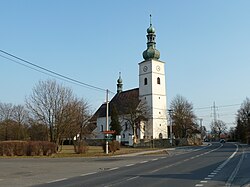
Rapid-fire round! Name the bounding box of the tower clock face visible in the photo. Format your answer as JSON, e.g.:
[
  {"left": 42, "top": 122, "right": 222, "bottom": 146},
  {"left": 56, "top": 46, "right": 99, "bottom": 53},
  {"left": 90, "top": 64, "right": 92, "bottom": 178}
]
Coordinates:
[
  {"left": 156, "top": 65, "right": 161, "bottom": 71},
  {"left": 143, "top": 66, "right": 148, "bottom": 72}
]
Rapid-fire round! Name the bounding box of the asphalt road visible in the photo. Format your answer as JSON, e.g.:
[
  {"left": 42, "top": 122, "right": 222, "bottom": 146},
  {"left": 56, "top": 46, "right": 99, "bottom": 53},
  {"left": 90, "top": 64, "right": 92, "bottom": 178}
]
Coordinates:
[{"left": 0, "top": 143, "right": 249, "bottom": 187}]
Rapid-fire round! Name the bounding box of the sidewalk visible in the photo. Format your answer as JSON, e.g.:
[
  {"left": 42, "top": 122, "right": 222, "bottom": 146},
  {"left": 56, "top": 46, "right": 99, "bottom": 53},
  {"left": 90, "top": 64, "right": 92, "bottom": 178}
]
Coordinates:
[
  {"left": 113, "top": 148, "right": 176, "bottom": 157},
  {"left": 113, "top": 143, "right": 210, "bottom": 157}
]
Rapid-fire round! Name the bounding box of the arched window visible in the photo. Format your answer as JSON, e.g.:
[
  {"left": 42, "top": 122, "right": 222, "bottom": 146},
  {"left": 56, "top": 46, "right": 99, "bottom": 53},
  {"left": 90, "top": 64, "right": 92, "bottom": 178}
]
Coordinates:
[
  {"left": 144, "top": 78, "right": 148, "bottom": 85},
  {"left": 157, "top": 77, "right": 160, "bottom": 84},
  {"left": 125, "top": 122, "right": 128, "bottom": 130},
  {"left": 159, "top": 133, "right": 163, "bottom": 139}
]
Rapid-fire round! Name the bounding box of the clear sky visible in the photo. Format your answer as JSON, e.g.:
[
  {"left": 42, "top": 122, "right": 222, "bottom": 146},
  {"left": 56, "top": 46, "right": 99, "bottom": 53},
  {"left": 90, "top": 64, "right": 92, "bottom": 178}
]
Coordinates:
[{"left": 1, "top": 0, "right": 250, "bottom": 130}]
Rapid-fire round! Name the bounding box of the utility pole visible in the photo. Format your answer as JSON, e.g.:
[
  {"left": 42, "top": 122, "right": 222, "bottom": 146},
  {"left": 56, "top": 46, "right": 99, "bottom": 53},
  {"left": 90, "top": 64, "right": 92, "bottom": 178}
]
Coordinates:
[
  {"left": 168, "top": 109, "right": 173, "bottom": 146},
  {"left": 212, "top": 101, "right": 217, "bottom": 123},
  {"left": 199, "top": 118, "right": 203, "bottom": 140},
  {"left": 105, "top": 89, "right": 109, "bottom": 154},
  {"left": 199, "top": 118, "right": 203, "bottom": 130}
]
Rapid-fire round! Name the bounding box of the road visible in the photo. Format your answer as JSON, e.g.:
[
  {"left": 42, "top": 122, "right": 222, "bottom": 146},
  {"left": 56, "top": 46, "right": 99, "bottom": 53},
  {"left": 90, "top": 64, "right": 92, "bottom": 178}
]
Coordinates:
[{"left": 0, "top": 143, "right": 249, "bottom": 187}]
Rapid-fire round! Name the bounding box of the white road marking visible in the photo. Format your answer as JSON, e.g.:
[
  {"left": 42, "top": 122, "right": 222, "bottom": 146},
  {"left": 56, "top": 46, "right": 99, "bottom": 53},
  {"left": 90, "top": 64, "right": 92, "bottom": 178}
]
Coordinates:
[
  {"left": 47, "top": 178, "right": 67, "bottom": 183},
  {"left": 80, "top": 172, "right": 97, "bottom": 176},
  {"left": 226, "top": 146, "right": 245, "bottom": 187},
  {"left": 200, "top": 181, "right": 208, "bottom": 183},
  {"left": 195, "top": 184, "right": 203, "bottom": 186},
  {"left": 126, "top": 176, "right": 139, "bottom": 181},
  {"left": 140, "top": 160, "right": 148, "bottom": 164},
  {"left": 151, "top": 169, "right": 160, "bottom": 173},
  {"left": 108, "top": 167, "right": 119, "bottom": 171},
  {"left": 198, "top": 143, "right": 239, "bottom": 187},
  {"left": 125, "top": 163, "right": 135, "bottom": 167},
  {"left": 152, "top": 158, "right": 158, "bottom": 161}
]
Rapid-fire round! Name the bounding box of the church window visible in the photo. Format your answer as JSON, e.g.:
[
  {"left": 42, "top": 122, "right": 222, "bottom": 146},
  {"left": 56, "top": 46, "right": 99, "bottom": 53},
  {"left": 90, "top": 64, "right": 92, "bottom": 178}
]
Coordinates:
[
  {"left": 144, "top": 78, "right": 148, "bottom": 85},
  {"left": 125, "top": 122, "right": 128, "bottom": 130},
  {"left": 157, "top": 77, "right": 160, "bottom": 84},
  {"left": 100, "top": 125, "right": 103, "bottom": 132},
  {"left": 159, "top": 133, "right": 163, "bottom": 139}
]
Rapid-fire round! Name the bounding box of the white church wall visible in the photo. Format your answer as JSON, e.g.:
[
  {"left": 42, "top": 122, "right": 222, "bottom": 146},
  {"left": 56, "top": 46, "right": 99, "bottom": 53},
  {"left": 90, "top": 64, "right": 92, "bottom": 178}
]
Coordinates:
[{"left": 93, "top": 116, "right": 111, "bottom": 139}]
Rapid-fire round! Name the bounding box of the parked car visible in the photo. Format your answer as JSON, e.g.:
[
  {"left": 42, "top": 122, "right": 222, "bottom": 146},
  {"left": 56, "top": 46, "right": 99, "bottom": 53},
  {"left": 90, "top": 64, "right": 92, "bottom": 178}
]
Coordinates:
[{"left": 220, "top": 139, "right": 226, "bottom": 143}]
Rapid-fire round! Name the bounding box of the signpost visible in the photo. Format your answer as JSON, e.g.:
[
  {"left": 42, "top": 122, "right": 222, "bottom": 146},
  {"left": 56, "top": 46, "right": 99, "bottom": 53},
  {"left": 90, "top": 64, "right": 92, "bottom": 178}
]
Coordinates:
[
  {"left": 103, "top": 130, "right": 116, "bottom": 141},
  {"left": 103, "top": 130, "right": 116, "bottom": 154}
]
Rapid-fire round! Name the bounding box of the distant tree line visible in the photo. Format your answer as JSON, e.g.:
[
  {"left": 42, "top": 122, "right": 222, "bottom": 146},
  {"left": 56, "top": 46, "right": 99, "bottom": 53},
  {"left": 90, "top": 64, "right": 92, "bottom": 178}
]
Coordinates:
[
  {"left": 235, "top": 98, "right": 250, "bottom": 144},
  {"left": 0, "top": 79, "right": 92, "bottom": 152},
  {"left": 2, "top": 79, "right": 249, "bottom": 148}
]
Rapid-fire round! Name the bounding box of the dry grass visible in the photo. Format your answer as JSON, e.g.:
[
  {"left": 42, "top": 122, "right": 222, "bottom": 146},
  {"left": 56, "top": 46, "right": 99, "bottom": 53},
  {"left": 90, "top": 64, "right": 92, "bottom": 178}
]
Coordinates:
[
  {"left": 0, "top": 145, "right": 159, "bottom": 158},
  {"left": 54, "top": 145, "right": 158, "bottom": 157}
]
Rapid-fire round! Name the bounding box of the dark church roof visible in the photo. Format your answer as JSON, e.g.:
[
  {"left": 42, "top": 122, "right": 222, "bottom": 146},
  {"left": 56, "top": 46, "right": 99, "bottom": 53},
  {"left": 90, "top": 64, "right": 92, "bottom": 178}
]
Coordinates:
[{"left": 91, "top": 88, "right": 139, "bottom": 121}]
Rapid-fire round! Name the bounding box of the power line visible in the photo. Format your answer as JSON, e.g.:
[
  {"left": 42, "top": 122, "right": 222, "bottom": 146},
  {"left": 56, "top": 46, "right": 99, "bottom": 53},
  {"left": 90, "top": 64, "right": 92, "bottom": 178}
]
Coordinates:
[
  {"left": 0, "top": 49, "right": 114, "bottom": 94},
  {"left": 0, "top": 54, "right": 79, "bottom": 86},
  {"left": 194, "top": 103, "right": 241, "bottom": 111},
  {"left": 217, "top": 104, "right": 241, "bottom": 108},
  {"left": 194, "top": 106, "right": 211, "bottom": 110}
]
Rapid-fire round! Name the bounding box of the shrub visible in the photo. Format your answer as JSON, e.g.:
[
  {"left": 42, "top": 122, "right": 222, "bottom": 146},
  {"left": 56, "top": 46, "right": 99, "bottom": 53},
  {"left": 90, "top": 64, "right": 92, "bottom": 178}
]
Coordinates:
[
  {"left": 0, "top": 141, "right": 27, "bottom": 156},
  {"left": 0, "top": 141, "right": 56, "bottom": 156},
  {"left": 102, "top": 140, "right": 120, "bottom": 154},
  {"left": 41, "top": 141, "right": 57, "bottom": 156},
  {"left": 74, "top": 141, "right": 89, "bottom": 154},
  {"left": 14, "top": 141, "right": 28, "bottom": 156}
]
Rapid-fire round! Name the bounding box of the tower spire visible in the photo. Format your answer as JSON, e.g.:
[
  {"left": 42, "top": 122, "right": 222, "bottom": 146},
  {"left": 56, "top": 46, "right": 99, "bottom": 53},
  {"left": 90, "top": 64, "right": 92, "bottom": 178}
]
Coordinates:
[
  {"left": 142, "top": 15, "right": 160, "bottom": 60},
  {"left": 117, "top": 72, "right": 123, "bottom": 93}
]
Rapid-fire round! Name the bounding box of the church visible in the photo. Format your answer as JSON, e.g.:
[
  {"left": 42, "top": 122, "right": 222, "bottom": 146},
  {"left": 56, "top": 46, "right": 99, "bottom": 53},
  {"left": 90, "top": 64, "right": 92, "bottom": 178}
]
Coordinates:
[{"left": 91, "top": 18, "right": 168, "bottom": 145}]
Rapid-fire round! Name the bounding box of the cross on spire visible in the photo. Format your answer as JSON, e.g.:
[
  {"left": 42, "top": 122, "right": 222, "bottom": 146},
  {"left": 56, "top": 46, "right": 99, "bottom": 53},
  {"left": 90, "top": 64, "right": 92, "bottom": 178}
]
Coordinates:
[{"left": 150, "top": 14, "right": 152, "bottom": 26}]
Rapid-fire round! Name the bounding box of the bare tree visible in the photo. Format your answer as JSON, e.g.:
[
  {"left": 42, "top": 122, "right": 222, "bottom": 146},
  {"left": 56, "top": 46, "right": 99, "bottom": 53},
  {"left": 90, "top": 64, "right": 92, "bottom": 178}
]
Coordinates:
[
  {"left": 12, "top": 105, "right": 29, "bottom": 140},
  {"left": 0, "top": 102, "right": 14, "bottom": 121},
  {"left": 210, "top": 120, "right": 227, "bottom": 139},
  {"left": 236, "top": 97, "right": 250, "bottom": 143},
  {"left": 170, "top": 95, "right": 197, "bottom": 138},
  {"left": 121, "top": 98, "right": 150, "bottom": 143},
  {"left": 28, "top": 120, "right": 48, "bottom": 141},
  {"left": 26, "top": 80, "right": 76, "bottom": 147},
  {"left": 0, "top": 102, "right": 29, "bottom": 140},
  {"left": 58, "top": 98, "right": 91, "bottom": 153}
]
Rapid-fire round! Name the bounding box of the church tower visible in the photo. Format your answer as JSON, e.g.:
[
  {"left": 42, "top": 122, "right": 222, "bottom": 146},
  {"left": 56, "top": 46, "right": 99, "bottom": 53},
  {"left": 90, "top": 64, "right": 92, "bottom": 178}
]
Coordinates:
[{"left": 139, "top": 15, "right": 168, "bottom": 139}]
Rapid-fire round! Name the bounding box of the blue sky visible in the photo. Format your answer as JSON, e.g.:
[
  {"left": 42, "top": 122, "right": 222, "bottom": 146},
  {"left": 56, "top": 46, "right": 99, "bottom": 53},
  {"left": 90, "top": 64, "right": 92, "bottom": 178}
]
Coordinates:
[{"left": 1, "top": 1, "right": 250, "bottom": 130}]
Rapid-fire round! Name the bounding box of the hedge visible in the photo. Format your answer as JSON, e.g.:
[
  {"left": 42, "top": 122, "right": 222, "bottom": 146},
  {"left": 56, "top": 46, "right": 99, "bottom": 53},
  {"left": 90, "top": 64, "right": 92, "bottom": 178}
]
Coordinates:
[{"left": 0, "top": 141, "right": 56, "bottom": 156}]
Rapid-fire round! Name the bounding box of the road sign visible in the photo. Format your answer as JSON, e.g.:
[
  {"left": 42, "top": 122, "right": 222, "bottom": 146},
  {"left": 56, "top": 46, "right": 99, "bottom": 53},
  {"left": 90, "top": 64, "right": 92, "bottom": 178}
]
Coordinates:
[
  {"left": 104, "top": 135, "right": 113, "bottom": 141},
  {"left": 103, "top": 130, "right": 116, "bottom": 134}
]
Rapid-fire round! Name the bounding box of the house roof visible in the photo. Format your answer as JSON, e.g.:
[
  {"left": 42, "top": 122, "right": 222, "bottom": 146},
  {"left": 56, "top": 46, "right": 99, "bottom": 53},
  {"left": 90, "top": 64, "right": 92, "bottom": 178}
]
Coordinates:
[{"left": 91, "top": 88, "right": 139, "bottom": 121}]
